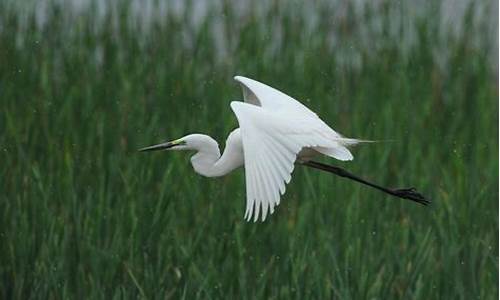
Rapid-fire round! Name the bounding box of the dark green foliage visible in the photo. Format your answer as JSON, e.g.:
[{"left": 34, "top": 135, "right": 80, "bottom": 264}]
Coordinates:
[{"left": 0, "top": 1, "right": 497, "bottom": 299}]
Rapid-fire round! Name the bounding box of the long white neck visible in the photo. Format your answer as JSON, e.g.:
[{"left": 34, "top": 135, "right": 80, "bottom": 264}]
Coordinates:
[{"left": 190, "top": 129, "right": 244, "bottom": 177}]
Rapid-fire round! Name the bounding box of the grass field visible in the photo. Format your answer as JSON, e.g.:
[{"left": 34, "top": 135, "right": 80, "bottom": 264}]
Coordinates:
[{"left": 0, "top": 1, "right": 498, "bottom": 299}]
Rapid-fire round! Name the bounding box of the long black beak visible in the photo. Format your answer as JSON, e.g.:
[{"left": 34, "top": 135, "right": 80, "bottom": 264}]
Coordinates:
[{"left": 138, "top": 141, "right": 176, "bottom": 152}]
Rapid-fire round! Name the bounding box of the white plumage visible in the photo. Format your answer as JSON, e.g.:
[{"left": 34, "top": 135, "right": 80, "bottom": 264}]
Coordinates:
[
  {"left": 140, "top": 76, "right": 363, "bottom": 221},
  {"left": 231, "top": 76, "right": 358, "bottom": 221}
]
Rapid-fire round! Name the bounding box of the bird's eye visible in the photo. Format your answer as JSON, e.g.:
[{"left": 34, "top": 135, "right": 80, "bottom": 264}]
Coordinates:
[{"left": 174, "top": 140, "right": 187, "bottom": 146}]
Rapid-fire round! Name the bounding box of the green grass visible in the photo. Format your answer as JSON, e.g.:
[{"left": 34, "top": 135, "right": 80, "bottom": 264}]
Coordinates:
[{"left": 0, "top": 1, "right": 498, "bottom": 299}]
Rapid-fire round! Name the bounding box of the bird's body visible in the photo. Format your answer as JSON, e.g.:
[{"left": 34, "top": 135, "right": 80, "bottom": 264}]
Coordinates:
[
  {"left": 140, "top": 76, "right": 429, "bottom": 221},
  {"left": 186, "top": 127, "right": 341, "bottom": 178}
]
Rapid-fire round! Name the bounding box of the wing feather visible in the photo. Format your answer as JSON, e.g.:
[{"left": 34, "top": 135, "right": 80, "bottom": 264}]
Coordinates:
[
  {"left": 231, "top": 76, "right": 365, "bottom": 221},
  {"left": 262, "top": 140, "right": 287, "bottom": 194},
  {"left": 231, "top": 101, "right": 353, "bottom": 221}
]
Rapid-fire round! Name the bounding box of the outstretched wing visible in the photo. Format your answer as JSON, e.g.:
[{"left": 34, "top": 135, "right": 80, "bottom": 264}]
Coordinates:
[
  {"left": 234, "top": 76, "right": 357, "bottom": 143},
  {"left": 231, "top": 101, "right": 351, "bottom": 222},
  {"left": 234, "top": 76, "right": 319, "bottom": 118}
]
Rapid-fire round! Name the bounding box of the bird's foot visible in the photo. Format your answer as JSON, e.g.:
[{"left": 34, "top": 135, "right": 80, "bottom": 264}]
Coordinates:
[{"left": 391, "top": 187, "right": 430, "bottom": 206}]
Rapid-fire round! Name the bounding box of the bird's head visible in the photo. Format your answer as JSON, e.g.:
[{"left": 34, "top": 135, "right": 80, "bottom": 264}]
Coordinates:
[{"left": 138, "top": 134, "right": 215, "bottom": 152}]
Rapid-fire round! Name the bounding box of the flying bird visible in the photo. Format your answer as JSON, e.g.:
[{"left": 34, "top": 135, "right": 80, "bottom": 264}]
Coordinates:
[{"left": 140, "top": 76, "right": 429, "bottom": 221}]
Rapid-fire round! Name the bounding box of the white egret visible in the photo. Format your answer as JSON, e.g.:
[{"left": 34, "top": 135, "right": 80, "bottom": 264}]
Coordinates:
[{"left": 140, "top": 76, "right": 429, "bottom": 222}]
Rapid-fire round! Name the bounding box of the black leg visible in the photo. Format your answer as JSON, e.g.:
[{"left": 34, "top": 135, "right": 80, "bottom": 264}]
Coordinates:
[{"left": 302, "top": 160, "right": 430, "bottom": 206}]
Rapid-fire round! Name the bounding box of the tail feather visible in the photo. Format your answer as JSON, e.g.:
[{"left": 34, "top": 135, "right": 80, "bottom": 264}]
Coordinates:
[
  {"left": 333, "top": 137, "right": 376, "bottom": 146},
  {"left": 315, "top": 146, "right": 353, "bottom": 161},
  {"left": 314, "top": 136, "right": 376, "bottom": 161}
]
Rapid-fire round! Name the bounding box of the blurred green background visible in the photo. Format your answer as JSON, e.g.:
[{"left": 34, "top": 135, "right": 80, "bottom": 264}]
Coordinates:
[{"left": 0, "top": 0, "right": 498, "bottom": 299}]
